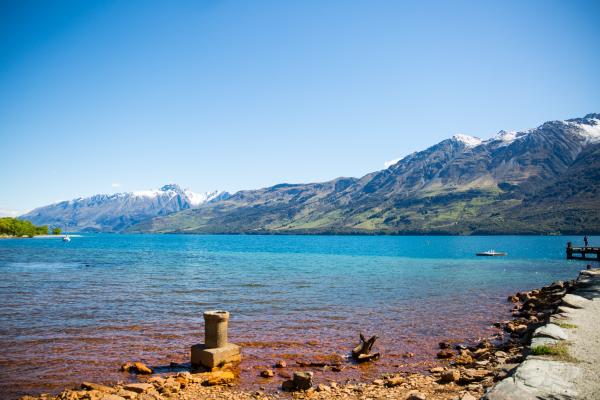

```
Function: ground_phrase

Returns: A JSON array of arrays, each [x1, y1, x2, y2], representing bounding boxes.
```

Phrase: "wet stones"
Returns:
[[202, 370, 235, 386], [293, 371, 313, 390], [80, 382, 116, 394], [282, 371, 313, 391], [122, 383, 153, 394], [458, 369, 490, 384], [260, 369, 274, 378], [407, 391, 427, 400], [437, 349, 454, 359], [384, 375, 404, 387], [316, 383, 331, 392], [120, 362, 153, 374], [440, 369, 460, 383]]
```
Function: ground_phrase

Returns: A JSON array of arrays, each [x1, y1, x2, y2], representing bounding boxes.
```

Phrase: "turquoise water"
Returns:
[[0, 234, 596, 397]]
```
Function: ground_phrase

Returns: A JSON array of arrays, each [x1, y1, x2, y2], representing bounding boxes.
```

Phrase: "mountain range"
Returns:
[[21, 113, 600, 234], [21, 184, 228, 232]]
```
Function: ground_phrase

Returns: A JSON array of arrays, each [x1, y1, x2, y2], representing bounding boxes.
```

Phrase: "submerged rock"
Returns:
[[120, 361, 153, 374], [260, 369, 274, 378], [437, 349, 454, 359]]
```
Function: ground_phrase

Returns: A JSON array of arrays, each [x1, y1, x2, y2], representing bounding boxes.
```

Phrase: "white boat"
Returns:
[[476, 249, 506, 256], [62, 235, 71, 242]]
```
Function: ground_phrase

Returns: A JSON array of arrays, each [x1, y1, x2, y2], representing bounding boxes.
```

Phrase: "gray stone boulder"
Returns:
[[533, 323, 568, 341], [561, 294, 590, 309]]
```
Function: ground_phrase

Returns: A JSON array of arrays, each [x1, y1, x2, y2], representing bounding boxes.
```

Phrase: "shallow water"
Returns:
[[0, 234, 597, 398]]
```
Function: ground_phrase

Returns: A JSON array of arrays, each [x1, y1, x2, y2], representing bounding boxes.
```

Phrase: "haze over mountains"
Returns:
[[22, 113, 600, 234]]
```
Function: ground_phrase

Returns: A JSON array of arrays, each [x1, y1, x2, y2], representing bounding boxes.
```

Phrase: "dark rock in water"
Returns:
[[293, 371, 313, 390], [260, 369, 274, 378], [274, 360, 287, 368], [437, 349, 454, 359], [281, 379, 295, 392], [439, 341, 452, 349]]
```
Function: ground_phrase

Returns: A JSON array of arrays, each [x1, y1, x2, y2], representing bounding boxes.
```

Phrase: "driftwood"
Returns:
[[351, 333, 380, 363]]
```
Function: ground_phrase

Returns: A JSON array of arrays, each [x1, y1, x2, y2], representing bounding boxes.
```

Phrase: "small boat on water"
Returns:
[[476, 249, 506, 256], [62, 235, 71, 242]]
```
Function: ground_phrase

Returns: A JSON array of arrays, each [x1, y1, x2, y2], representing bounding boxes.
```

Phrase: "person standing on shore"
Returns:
[[584, 235, 589, 247]]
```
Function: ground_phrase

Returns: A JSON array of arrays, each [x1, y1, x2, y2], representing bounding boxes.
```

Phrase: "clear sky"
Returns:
[[1, 0, 599, 215]]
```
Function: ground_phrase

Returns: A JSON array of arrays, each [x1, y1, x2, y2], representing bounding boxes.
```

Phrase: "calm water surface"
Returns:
[[0, 234, 597, 398]]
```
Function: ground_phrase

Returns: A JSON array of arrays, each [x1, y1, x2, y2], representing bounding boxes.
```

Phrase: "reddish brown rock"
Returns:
[[440, 369, 460, 384], [454, 354, 474, 366], [202, 370, 235, 386], [384, 375, 404, 387], [260, 369, 274, 378], [437, 349, 454, 359], [120, 362, 153, 374], [122, 383, 153, 393]]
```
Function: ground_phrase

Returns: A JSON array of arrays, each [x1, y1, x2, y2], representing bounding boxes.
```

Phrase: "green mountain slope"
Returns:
[[128, 113, 600, 234]]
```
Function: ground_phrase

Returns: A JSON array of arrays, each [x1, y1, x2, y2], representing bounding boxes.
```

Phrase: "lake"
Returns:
[[0, 234, 596, 398]]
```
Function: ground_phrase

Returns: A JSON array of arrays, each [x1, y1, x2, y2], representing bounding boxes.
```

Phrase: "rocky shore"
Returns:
[[19, 268, 600, 400]]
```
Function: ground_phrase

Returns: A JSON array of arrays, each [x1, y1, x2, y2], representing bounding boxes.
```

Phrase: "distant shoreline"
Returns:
[[0, 234, 81, 239]]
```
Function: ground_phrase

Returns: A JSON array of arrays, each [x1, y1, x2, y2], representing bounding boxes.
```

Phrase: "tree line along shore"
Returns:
[[0, 217, 61, 238]]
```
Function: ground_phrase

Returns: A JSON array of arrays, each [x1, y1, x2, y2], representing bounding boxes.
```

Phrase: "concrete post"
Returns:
[[204, 310, 229, 348], [191, 309, 241, 369]]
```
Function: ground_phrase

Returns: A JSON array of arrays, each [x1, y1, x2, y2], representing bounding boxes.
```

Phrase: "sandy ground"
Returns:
[[567, 287, 600, 399]]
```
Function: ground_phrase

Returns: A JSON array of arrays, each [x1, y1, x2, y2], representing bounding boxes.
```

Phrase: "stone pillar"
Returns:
[[191, 310, 241, 369], [204, 310, 229, 348]]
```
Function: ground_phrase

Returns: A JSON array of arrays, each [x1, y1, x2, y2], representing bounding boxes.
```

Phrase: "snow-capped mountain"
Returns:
[[131, 113, 600, 235], [20, 184, 229, 232]]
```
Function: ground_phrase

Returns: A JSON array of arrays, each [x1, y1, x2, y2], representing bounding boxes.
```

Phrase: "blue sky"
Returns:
[[1, 0, 599, 215]]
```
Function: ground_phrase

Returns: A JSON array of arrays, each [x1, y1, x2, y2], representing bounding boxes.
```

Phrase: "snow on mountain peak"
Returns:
[[184, 189, 223, 206], [452, 134, 482, 147], [384, 157, 403, 168], [570, 117, 600, 143], [131, 184, 222, 205], [495, 130, 517, 142]]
